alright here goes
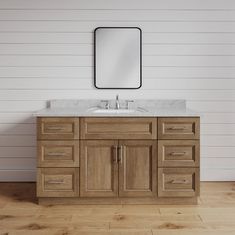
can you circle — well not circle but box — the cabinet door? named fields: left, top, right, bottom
left=80, top=140, right=118, bottom=197
left=119, top=140, right=157, bottom=197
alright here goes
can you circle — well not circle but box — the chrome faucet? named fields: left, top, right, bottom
left=115, top=94, right=120, bottom=109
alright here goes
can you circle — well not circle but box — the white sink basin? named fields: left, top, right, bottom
left=88, top=107, right=148, bottom=114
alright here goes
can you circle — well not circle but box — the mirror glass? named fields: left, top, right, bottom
left=94, top=27, right=142, bottom=89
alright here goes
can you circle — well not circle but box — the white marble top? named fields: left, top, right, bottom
left=34, top=99, right=200, bottom=117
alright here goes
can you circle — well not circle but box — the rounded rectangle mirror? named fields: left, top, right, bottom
left=94, top=27, right=142, bottom=89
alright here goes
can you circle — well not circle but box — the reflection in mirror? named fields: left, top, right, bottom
left=94, top=27, right=142, bottom=89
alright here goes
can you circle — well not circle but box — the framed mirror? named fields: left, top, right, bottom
left=94, top=27, right=142, bottom=89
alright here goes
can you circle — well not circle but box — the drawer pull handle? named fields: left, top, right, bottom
left=118, top=146, right=123, bottom=164
left=47, top=152, right=67, bottom=157
left=46, top=126, right=65, bottom=130
left=170, top=152, right=186, bottom=156
left=46, top=179, right=64, bottom=184
left=170, top=179, right=188, bottom=184
left=112, top=146, right=118, bottom=163
left=167, top=127, right=185, bottom=130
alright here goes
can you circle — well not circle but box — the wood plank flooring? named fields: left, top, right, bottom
left=0, top=182, right=235, bottom=234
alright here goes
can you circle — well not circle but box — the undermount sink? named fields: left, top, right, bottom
left=87, top=107, right=148, bottom=114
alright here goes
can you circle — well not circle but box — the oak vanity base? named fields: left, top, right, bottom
left=37, top=117, right=200, bottom=205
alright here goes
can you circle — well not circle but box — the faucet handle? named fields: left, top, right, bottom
left=125, top=100, right=134, bottom=109
left=100, top=100, right=110, bottom=109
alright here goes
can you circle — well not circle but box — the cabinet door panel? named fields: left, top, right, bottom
left=80, top=140, right=118, bottom=197
left=119, top=140, right=157, bottom=197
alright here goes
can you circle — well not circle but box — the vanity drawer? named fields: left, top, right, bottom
left=158, top=168, right=199, bottom=198
left=38, top=141, right=79, bottom=167
left=158, top=140, right=199, bottom=167
left=80, top=117, right=157, bottom=139
left=37, top=168, right=79, bottom=197
left=37, top=117, right=79, bottom=140
left=158, top=117, right=200, bottom=140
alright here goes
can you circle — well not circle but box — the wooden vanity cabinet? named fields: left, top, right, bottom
left=37, top=116, right=200, bottom=205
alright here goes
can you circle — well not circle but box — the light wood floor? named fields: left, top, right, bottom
left=0, top=182, right=235, bottom=235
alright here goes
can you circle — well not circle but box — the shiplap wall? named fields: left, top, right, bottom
left=0, top=0, right=235, bottom=181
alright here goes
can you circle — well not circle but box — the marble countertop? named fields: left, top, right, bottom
left=34, top=99, right=200, bottom=117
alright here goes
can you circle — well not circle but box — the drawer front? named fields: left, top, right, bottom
left=80, top=117, right=157, bottom=139
left=37, top=117, right=79, bottom=140
left=158, top=140, right=199, bottom=167
left=158, top=168, right=199, bottom=197
left=38, top=141, right=79, bottom=167
left=158, top=117, right=200, bottom=140
left=37, top=168, right=79, bottom=197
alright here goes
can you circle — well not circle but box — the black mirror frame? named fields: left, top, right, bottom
left=94, top=27, right=142, bottom=89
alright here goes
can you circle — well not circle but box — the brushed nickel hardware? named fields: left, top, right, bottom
left=125, top=100, right=134, bottom=109
left=46, top=126, right=65, bottom=130
left=115, top=94, right=120, bottom=110
left=170, top=179, right=188, bottom=184
left=169, top=152, right=186, bottom=156
left=47, top=152, right=67, bottom=156
left=167, top=126, right=186, bottom=130
left=118, top=145, right=123, bottom=164
left=100, top=100, right=110, bottom=109
left=46, top=179, right=65, bottom=184
left=112, top=146, right=118, bottom=163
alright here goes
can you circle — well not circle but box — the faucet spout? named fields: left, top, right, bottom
left=115, top=94, right=120, bottom=109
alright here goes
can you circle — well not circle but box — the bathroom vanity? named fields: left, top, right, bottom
left=36, top=100, right=200, bottom=205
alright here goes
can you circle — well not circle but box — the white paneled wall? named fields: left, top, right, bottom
left=0, top=0, right=235, bottom=181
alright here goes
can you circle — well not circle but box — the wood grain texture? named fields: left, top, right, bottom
left=158, top=117, right=200, bottom=140
left=80, top=140, right=118, bottom=197
left=37, top=167, right=79, bottom=197
left=37, top=140, right=79, bottom=167
left=158, top=168, right=200, bottom=198
left=158, top=140, right=200, bottom=167
left=80, top=117, right=157, bottom=140
left=1, top=182, right=235, bottom=233
left=118, top=140, right=157, bottom=197
left=37, top=117, right=79, bottom=140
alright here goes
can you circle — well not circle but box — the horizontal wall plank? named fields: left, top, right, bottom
left=188, top=101, right=235, bottom=112
left=202, top=157, right=235, bottom=168
left=201, top=168, right=235, bottom=181
left=1, top=21, right=235, bottom=33
left=0, top=113, right=35, bottom=124
left=0, top=146, right=35, bottom=157
left=0, top=136, right=36, bottom=147
left=2, top=44, right=235, bottom=56
left=1, top=90, right=235, bottom=101
left=1, top=32, right=235, bottom=44
left=0, top=170, right=36, bottom=181
left=201, top=146, right=235, bottom=158
left=0, top=67, right=91, bottom=77
left=1, top=0, right=235, bottom=10
left=2, top=66, right=235, bottom=78
left=0, top=158, right=36, bottom=170
left=0, top=101, right=46, bottom=112
left=201, top=135, right=235, bottom=146
left=1, top=78, right=235, bottom=90
left=1, top=55, right=235, bottom=67
left=1, top=10, right=235, bottom=21
left=201, top=124, right=235, bottom=135
left=0, top=124, right=35, bottom=135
